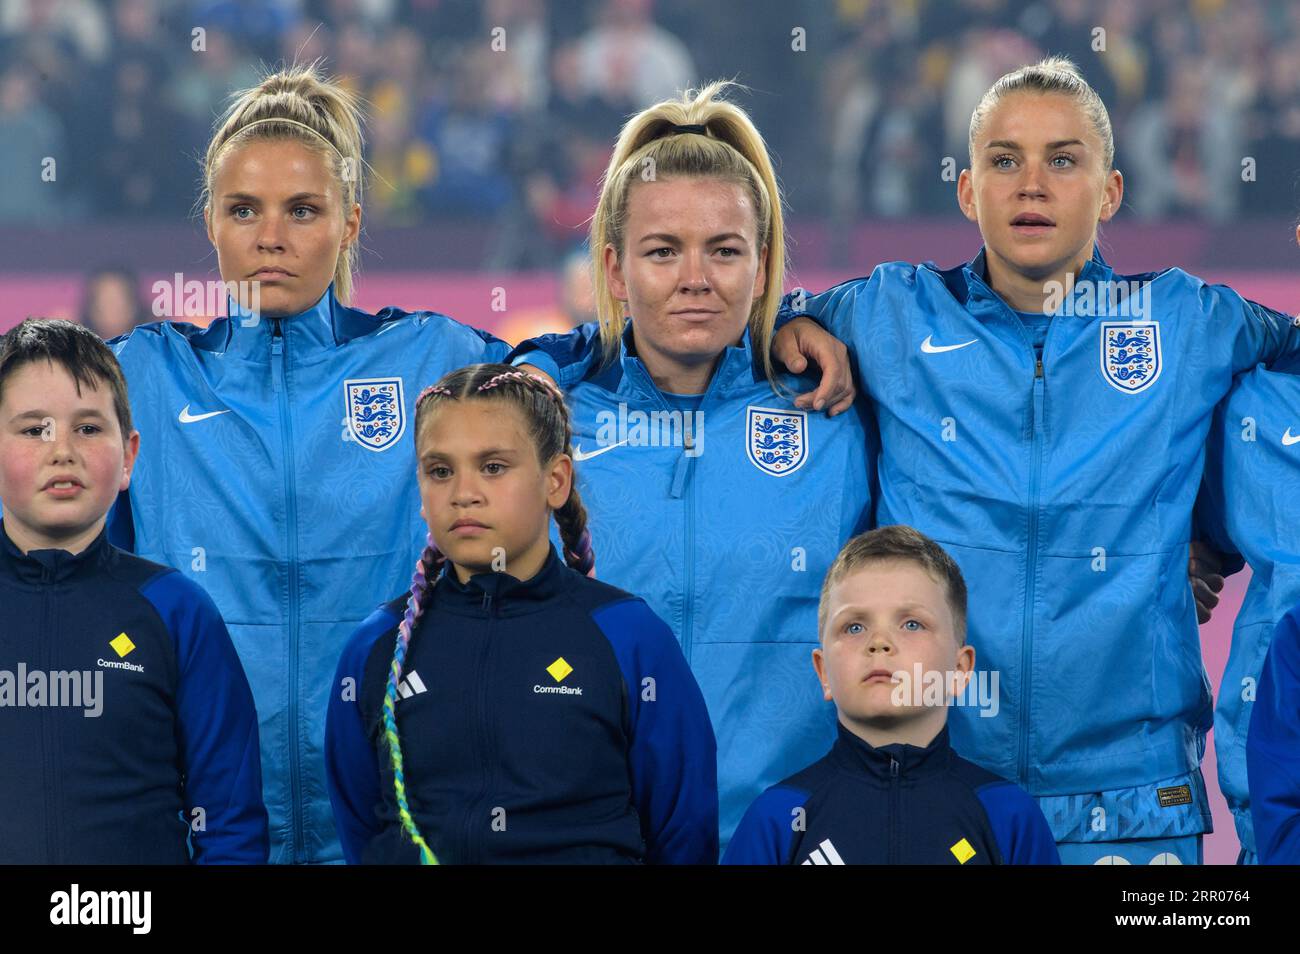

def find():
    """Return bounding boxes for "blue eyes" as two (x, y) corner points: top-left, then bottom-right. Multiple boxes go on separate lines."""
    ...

(992, 154), (1076, 170)
(232, 206), (317, 220)
(844, 619), (925, 635)
(648, 247), (741, 258)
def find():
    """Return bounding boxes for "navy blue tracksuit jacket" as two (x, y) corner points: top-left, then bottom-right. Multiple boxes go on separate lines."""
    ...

(0, 521), (268, 863)
(325, 545), (718, 864)
(723, 722), (1060, 865)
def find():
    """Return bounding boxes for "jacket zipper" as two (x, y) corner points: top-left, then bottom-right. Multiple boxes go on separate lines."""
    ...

(683, 451), (697, 663)
(462, 591), (494, 862)
(1018, 343), (1049, 788)
(41, 575), (57, 862)
(889, 756), (900, 865)
(271, 319), (305, 861)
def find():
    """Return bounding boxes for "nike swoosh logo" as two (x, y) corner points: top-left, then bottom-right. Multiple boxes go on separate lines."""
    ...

(573, 440), (628, 462)
(1283, 428), (1300, 446)
(178, 404), (231, 424)
(921, 334), (978, 354)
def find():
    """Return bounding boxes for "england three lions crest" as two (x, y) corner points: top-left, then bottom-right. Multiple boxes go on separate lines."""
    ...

(345, 377), (406, 451)
(1100, 321), (1163, 394)
(746, 406), (809, 477)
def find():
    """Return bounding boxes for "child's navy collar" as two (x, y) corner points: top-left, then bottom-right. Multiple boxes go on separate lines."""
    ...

(830, 720), (954, 781)
(433, 543), (571, 617)
(0, 520), (116, 585)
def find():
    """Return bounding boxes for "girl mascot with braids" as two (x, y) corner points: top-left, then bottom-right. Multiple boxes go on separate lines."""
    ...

(325, 364), (718, 864)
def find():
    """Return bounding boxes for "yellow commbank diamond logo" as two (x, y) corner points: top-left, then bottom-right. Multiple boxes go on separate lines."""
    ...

(546, 657), (573, 682)
(950, 838), (976, 864)
(110, 632), (136, 657)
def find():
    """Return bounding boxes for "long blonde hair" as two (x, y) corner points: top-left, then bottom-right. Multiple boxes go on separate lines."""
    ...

(201, 62), (366, 304)
(590, 80), (786, 386)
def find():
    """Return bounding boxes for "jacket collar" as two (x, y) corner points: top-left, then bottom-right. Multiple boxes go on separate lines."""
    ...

(929, 244), (1116, 321)
(0, 519), (116, 585)
(591, 319), (763, 403)
(432, 543), (572, 617)
(829, 720), (954, 782)
(190, 284), (388, 360)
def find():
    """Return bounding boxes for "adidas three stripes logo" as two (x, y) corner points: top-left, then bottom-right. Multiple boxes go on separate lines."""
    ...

(396, 671), (427, 699)
(801, 839), (845, 865)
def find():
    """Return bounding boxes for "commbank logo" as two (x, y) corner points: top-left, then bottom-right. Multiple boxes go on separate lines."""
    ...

(535, 657), (581, 696)
(950, 837), (976, 864)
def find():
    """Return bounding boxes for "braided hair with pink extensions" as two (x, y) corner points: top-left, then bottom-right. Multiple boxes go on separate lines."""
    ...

(381, 363), (595, 864)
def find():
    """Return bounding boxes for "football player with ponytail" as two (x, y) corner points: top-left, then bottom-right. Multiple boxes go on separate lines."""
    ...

(106, 63), (514, 864)
(324, 364), (717, 864)
(510, 81), (875, 849)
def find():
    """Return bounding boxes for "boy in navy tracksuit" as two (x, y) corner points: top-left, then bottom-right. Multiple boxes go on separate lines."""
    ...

(0, 319), (268, 863)
(325, 364), (717, 864)
(725, 525), (1059, 865)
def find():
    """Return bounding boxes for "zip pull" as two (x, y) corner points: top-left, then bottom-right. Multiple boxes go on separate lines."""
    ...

(890, 756), (899, 778)
(670, 449), (691, 499)
(481, 591), (492, 615)
(270, 319), (284, 393)
(1035, 357), (1043, 379)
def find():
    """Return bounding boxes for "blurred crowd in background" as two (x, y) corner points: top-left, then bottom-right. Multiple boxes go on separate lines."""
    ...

(2, 0), (1299, 270)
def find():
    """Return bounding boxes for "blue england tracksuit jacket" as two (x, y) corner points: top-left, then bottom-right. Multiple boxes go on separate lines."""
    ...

(324, 544), (718, 864)
(107, 285), (510, 863)
(0, 521), (267, 862)
(1196, 364), (1300, 856)
(511, 322), (875, 848)
(1248, 603), (1300, 863)
(776, 247), (1300, 845)
(723, 722), (1060, 864)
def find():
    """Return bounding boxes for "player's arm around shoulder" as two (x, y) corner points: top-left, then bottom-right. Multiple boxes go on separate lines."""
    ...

(411, 308), (513, 365)
(589, 595), (718, 864)
(142, 569), (269, 863)
(507, 320), (604, 388)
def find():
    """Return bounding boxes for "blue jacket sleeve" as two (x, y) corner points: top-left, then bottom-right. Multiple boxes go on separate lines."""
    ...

(325, 607), (397, 865)
(508, 321), (604, 388)
(975, 781), (1061, 865)
(590, 598), (719, 864)
(140, 571), (269, 863)
(776, 278), (873, 349)
(1191, 394), (1246, 575)
(1249, 605), (1300, 864)
(1217, 290), (1300, 374)
(721, 786), (808, 865)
